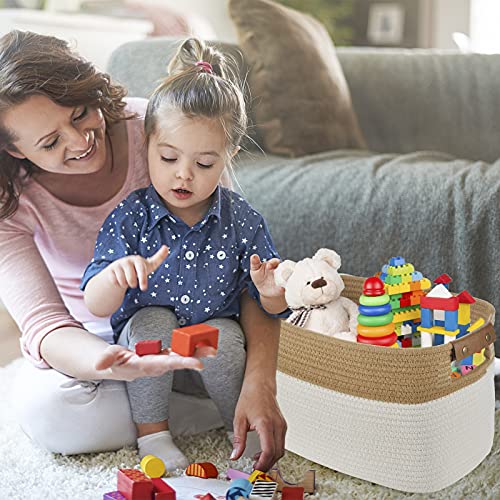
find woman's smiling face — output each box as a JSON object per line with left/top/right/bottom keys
{"left": 2, "top": 94, "right": 108, "bottom": 175}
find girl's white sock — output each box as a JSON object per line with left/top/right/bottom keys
{"left": 227, "top": 430, "right": 262, "bottom": 459}
{"left": 137, "top": 430, "right": 189, "bottom": 472}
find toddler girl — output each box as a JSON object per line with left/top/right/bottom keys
{"left": 82, "top": 38, "right": 287, "bottom": 471}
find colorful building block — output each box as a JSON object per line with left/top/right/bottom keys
{"left": 269, "top": 468, "right": 315, "bottom": 494}
{"left": 249, "top": 480, "right": 278, "bottom": 499}
{"left": 103, "top": 492, "right": 127, "bottom": 500}
{"left": 135, "top": 339, "right": 162, "bottom": 356}
{"left": 185, "top": 462, "right": 218, "bottom": 479}
{"left": 171, "top": 324, "right": 218, "bottom": 357}
{"left": 140, "top": 454, "right": 165, "bottom": 478}
{"left": 281, "top": 486, "right": 304, "bottom": 500}
{"left": 200, "top": 494, "right": 216, "bottom": 500}
{"left": 117, "top": 469, "right": 153, "bottom": 500}
{"left": 226, "top": 468, "right": 251, "bottom": 480}
{"left": 248, "top": 470, "right": 274, "bottom": 483}
{"left": 151, "top": 478, "right": 176, "bottom": 500}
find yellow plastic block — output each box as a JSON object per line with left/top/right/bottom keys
{"left": 385, "top": 282, "right": 411, "bottom": 295}
{"left": 473, "top": 349, "right": 486, "bottom": 366}
{"left": 458, "top": 303, "right": 471, "bottom": 325}
{"left": 387, "top": 263, "right": 415, "bottom": 276}
{"left": 393, "top": 308, "right": 421, "bottom": 323}
{"left": 418, "top": 325, "right": 459, "bottom": 336}
{"left": 248, "top": 470, "right": 274, "bottom": 483}
{"left": 467, "top": 318, "right": 485, "bottom": 332}
{"left": 140, "top": 455, "right": 166, "bottom": 478}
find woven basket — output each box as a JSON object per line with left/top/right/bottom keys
{"left": 276, "top": 274, "right": 496, "bottom": 493}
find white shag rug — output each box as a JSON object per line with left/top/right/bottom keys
{"left": 1, "top": 358, "right": 499, "bottom": 500}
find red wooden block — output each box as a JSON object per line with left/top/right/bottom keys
{"left": 420, "top": 295, "right": 459, "bottom": 311}
{"left": 185, "top": 462, "right": 218, "bottom": 479}
{"left": 135, "top": 340, "right": 162, "bottom": 356}
{"left": 151, "top": 478, "right": 176, "bottom": 500}
{"left": 282, "top": 486, "right": 305, "bottom": 499}
{"left": 117, "top": 469, "right": 153, "bottom": 500}
{"left": 171, "top": 324, "right": 218, "bottom": 357}
{"left": 199, "top": 494, "right": 216, "bottom": 500}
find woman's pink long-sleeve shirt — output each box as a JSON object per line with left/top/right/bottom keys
{"left": 0, "top": 99, "right": 149, "bottom": 368}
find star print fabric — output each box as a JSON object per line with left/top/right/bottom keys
{"left": 81, "top": 185, "right": 282, "bottom": 341}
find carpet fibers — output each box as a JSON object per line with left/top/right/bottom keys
{"left": 1, "top": 359, "right": 498, "bottom": 499}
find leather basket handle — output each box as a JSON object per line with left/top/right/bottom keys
{"left": 451, "top": 323, "right": 496, "bottom": 362}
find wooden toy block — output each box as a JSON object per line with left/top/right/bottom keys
{"left": 185, "top": 462, "right": 218, "bottom": 479}
{"left": 420, "top": 295, "right": 459, "bottom": 311}
{"left": 226, "top": 485, "right": 250, "bottom": 500}
{"left": 117, "top": 469, "right": 153, "bottom": 500}
{"left": 249, "top": 480, "right": 278, "bottom": 499}
{"left": 140, "top": 454, "right": 166, "bottom": 478}
{"left": 227, "top": 479, "right": 253, "bottom": 498}
{"left": 226, "top": 468, "right": 251, "bottom": 480}
{"left": 269, "top": 468, "right": 315, "bottom": 494}
{"left": 151, "top": 478, "right": 176, "bottom": 500}
{"left": 199, "top": 494, "right": 216, "bottom": 500}
{"left": 248, "top": 470, "right": 274, "bottom": 483}
{"left": 135, "top": 340, "right": 162, "bottom": 356}
{"left": 171, "top": 324, "right": 218, "bottom": 357}
{"left": 282, "top": 486, "right": 304, "bottom": 500}
{"left": 103, "top": 492, "right": 127, "bottom": 500}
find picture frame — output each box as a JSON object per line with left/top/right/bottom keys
{"left": 367, "top": 3, "right": 405, "bottom": 45}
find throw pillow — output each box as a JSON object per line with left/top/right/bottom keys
{"left": 228, "top": 0, "right": 366, "bottom": 157}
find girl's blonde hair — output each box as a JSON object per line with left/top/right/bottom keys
{"left": 144, "top": 38, "right": 247, "bottom": 159}
{"left": 0, "top": 30, "right": 129, "bottom": 219}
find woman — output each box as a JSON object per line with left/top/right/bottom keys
{"left": 0, "top": 30, "right": 286, "bottom": 470}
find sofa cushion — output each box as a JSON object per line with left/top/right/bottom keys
{"left": 228, "top": 0, "right": 366, "bottom": 157}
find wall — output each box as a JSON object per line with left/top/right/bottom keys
{"left": 145, "top": 0, "right": 471, "bottom": 49}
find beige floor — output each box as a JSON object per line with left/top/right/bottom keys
{"left": 0, "top": 309, "right": 21, "bottom": 366}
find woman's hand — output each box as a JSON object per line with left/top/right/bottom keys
{"left": 94, "top": 343, "right": 216, "bottom": 382}
{"left": 230, "top": 381, "right": 287, "bottom": 472}
{"left": 108, "top": 245, "right": 169, "bottom": 291}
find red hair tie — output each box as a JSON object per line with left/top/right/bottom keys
{"left": 195, "top": 61, "right": 213, "bottom": 74}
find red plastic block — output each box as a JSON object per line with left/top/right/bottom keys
{"left": 151, "top": 478, "right": 176, "bottom": 500}
{"left": 171, "top": 324, "right": 218, "bottom": 357}
{"left": 117, "top": 469, "right": 153, "bottom": 500}
{"left": 135, "top": 340, "right": 162, "bottom": 356}
{"left": 420, "top": 295, "right": 459, "bottom": 311}
{"left": 199, "top": 494, "right": 216, "bottom": 500}
{"left": 282, "top": 486, "right": 305, "bottom": 499}
{"left": 185, "top": 462, "right": 218, "bottom": 479}
{"left": 399, "top": 298, "right": 411, "bottom": 308}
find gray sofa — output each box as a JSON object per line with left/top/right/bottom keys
{"left": 108, "top": 39, "right": 500, "bottom": 353}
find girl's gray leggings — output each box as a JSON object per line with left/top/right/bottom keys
{"left": 117, "top": 307, "right": 247, "bottom": 430}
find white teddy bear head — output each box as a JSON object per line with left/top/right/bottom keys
{"left": 274, "top": 248, "right": 345, "bottom": 309}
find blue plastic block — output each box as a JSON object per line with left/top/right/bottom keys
{"left": 390, "top": 256, "right": 405, "bottom": 266}
{"left": 380, "top": 272, "right": 388, "bottom": 282}
{"left": 434, "top": 334, "right": 444, "bottom": 346}
{"left": 435, "top": 320, "right": 445, "bottom": 327}
{"left": 381, "top": 264, "right": 389, "bottom": 274}
{"left": 411, "top": 271, "right": 423, "bottom": 281}
{"left": 445, "top": 310, "right": 458, "bottom": 331}
{"left": 420, "top": 308, "right": 432, "bottom": 328}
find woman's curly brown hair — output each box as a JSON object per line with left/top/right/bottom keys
{"left": 0, "top": 30, "right": 130, "bottom": 219}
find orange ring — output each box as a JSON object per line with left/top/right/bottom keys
{"left": 357, "top": 322, "right": 395, "bottom": 338}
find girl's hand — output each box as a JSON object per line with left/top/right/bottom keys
{"left": 108, "top": 245, "right": 169, "bottom": 291}
{"left": 250, "top": 255, "right": 284, "bottom": 298}
{"left": 94, "top": 344, "right": 216, "bottom": 382}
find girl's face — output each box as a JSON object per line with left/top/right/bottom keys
{"left": 3, "top": 94, "right": 107, "bottom": 175}
{"left": 148, "top": 109, "right": 236, "bottom": 224}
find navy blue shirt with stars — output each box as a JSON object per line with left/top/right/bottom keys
{"left": 81, "top": 185, "right": 284, "bottom": 341}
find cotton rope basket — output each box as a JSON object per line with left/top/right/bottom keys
{"left": 276, "top": 274, "right": 496, "bottom": 493}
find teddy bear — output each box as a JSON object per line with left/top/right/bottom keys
{"left": 274, "top": 248, "right": 358, "bottom": 341}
